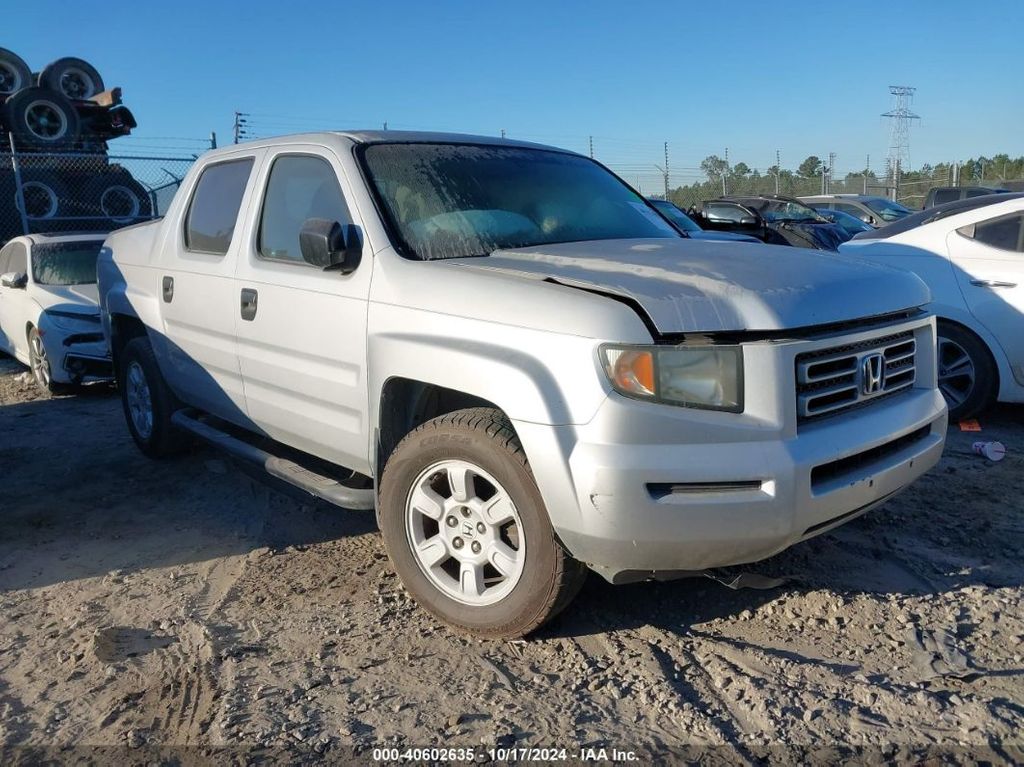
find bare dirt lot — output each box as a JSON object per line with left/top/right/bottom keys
{"left": 1, "top": 353, "right": 1023, "bottom": 763}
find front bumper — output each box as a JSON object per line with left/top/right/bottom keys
{"left": 39, "top": 327, "right": 112, "bottom": 384}
{"left": 517, "top": 316, "right": 948, "bottom": 583}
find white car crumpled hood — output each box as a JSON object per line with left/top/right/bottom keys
{"left": 33, "top": 283, "right": 101, "bottom": 315}
{"left": 455, "top": 238, "right": 930, "bottom": 334}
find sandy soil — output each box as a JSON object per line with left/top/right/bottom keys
{"left": 1, "top": 352, "right": 1022, "bottom": 763}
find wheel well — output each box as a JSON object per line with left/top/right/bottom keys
{"left": 109, "top": 314, "right": 147, "bottom": 376}
{"left": 936, "top": 317, "right": 1000, "bottom": 389}
{"left": 377, "top": 378, "right": 506, "bottom": 473}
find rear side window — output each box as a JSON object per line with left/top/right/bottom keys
{"left": 959, "top": 214, "right": 1024, "bottom": 252}
{"left": 933, "top": 189, "right": 959, "bottom": 205}
{"left": 258, "top": 155, "right": 350, "bottom": 262}
{"left": 185, "top": 158, "right": 254, "bottom": 254}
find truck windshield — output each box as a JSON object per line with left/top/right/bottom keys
{"left": 361, "top": 143, "right": 680, "bottom": 260}
{"left": 31, "top": 241, "right": 103, "bottom": 286}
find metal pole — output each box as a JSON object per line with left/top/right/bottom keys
{"left": 8, "top": 133, "right": 30, "bottom": 236}
{"left": 663, "top": 142, "right": 669, "bottom": 199}
{"left": 210, "top": 131, "right": 217, "bottom": 149}
{"left": 589, "top": 135, "right": 593, "bottom": 159}
{"left": 775, "top": 149, "right": 781, "bottom": 194}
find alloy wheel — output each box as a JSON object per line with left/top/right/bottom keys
{"left": 937, "top": 336, "right": 975, "bottom": 409}
{"left": 30, "top": 333, "right": 50, "bottom": 389}
{"left": 125, "top": 361, "right": 154, "bottom": 440}
{"left": 405, "top": 459, "right": 526, "bottom": 606}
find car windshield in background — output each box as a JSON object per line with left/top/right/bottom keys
{"left": 31, "top": 241, "right": 103, "bottom": 285}
{"left": 863, "top": 198, "right": 912, "bottom": 221}
{"left": 759, "top": 200, "right": 823, "bottom": 223}
{"left": 360, "top": 143, "right": 680, "bottom": 260}
{"left": 853, "top": 193, "right": 1024, "bottom": 240}
{"left": 649, "top": 200, "right": 701, "bottom": 232}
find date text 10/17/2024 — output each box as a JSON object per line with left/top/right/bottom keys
{"left": 371, "top": 747, "right": 640, "bottom": 762}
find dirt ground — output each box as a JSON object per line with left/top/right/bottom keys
{"left": 1, "top": 351, "right": 1023, "bottom": 763}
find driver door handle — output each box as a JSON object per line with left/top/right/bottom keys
{"left": 970, "top": 279, "right": 1017, "bottom": 289}
{"left": 240, "top": 288, "right": 258, "bottom": 321}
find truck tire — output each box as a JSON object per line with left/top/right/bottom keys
{"left": 119, "top": 336, "right": 190, "bottom": 459}
{"left": 937, "top": 321, "right": 997, "bottom": 422}
{"left": 85, "top": 171, "right": 152, "bottom": 227}
{"left": 16, "top": 170, "right": 68, "bottom": 221}
{"left": 39, "top": 57, "right": 104, "bottom": 101}
{"left": 2, "top": 86, "right": 81, "bottom": 149}
{"left": 379, "top": 407, "right": 587, "bottom": 638}
{"left": 0, "top": 48, "right": 32, "bottom": 97}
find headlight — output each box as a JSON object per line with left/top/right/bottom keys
{"left": 600, "top": 344, "right": 743, "bottom": 412}
{"left": 44, "top": 311, "right": 101, "bottom": 333}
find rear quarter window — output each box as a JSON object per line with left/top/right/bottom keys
{"left": 184, "top": 158, "right": 255, "bottom": 255}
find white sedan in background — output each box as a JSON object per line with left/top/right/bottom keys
{"left": 0, "top": 232, "right": 112, "bottom": 394}
{"left": 840, "top": 194, "right": 1024, "bottom": 419}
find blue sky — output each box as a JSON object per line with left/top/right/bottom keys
{"left": 10, "top": 0, "right": 1024, "bottom": 181}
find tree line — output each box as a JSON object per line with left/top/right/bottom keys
{"left": 665, "top": 153, "right": 1024, "bottom": 210}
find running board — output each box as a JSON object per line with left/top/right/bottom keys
{"left": 171, "top": 410, "right": 375, "bottom": 511}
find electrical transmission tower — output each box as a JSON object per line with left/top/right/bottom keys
{"left": 881, "top": 86, "right": 920, "bottom": 201}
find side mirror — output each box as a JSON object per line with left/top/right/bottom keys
{"left": 860, "top": 214, "right": 875, "bottom": 225}
{"left": 298, "top": 218, "right": 362, "bottom": 274}
{"left": 739, "top": 215, "right": 759, "bottom": 226}
{"left": 0, "top": 271, "right": 27, "bottom": 289}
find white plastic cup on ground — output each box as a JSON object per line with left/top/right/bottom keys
{"left": 972, "top": 441, "right": 1006, "bottom": 462}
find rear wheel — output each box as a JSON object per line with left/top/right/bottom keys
{"left": 379, "top": 408, "right": 587, "bottom": 638}
{"left": 38, "top": 57, "right": 105, "bottom": 100}
{"left": 936, "top": 321, "right": 997, "bottom": 421}
{"left": 119, "top": 336, "right": 189, "bottom": 458}
{"left": 2, "top": 86, "right": 81, "bottom": 149}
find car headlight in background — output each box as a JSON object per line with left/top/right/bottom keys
{"left": 600, "top": 344, "right": 743, "bottom": 412}
{"left": 43, "top": 310, "right": 102, "bottom": 333}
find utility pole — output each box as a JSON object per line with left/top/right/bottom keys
{"left": 663, "top": 142, "right": 669, "bottom": 200}
{"left": 210, "top": 131, "right": 217, "bottom": 149}
{"left": 589, "top": 135, "right": 594, "bottom": 159}
{"left": 723, "top": 147, "right": 729, "bottom": 195}
{"left": 383, "top": 121, "right": 388, "bottom": 130}
{"left": 774, "top": 149, "right": 781, "bottom": 194}
{"left": 232, "top": 112, "right": 250, "bottom": 144}
{"left": 501, "top": 129, "right": 506, "bottom": 139}
{"left": 864, "top": 154, "right": 869, "bottom": 194}
{"left": 827, "top": 151, "right": 836, "bottom": 194}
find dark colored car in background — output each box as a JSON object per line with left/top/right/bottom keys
{"left": 647, "top": 198, "right": 761, "bottom": 243}
{"left": 799, "top": 194, "right": 912, "bottom": 226}
{"left": 689, "top": 195, "right": 851, "bottom": 250}
{"left": 923, "top": 186, "right": 1012, "bottom": 208}
{"left": 812, "top": 206, "right": 874, "bottom": 238}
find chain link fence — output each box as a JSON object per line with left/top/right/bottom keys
{"left": 1, "top": 137, "right": 197, "bottom": 245}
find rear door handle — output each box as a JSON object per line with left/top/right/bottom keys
{"left": 162, "top": 276, "right": 174, "bottom": 303}
{"left": 969, "top": 279, "right": 1017, "bottom": 289}
{"left": 240, "top": 288, "right": 258, "bottom": 321}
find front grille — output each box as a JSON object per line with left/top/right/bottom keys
{"left": 796, "top": 331, "right": 916, "bottom": 422}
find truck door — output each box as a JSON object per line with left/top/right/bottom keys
{"left": 233, "top": 147, "right": 372, "bottom": 474}
{"left": 947, "top": 211, "right": 1024, "bottom": 379}
{"left": 155, "top": 153, "right": 260, "bottom": 427}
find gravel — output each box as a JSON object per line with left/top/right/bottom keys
{"left": 1, "top": 354, "right": 1022, "bottom": 760}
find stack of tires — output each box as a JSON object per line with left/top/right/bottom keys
{"left": 1, "top": 47, "right": 151, "bottom": 243}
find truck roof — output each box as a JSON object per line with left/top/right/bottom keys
{"left": 213, "top": 130, "right": 575, "bottom": 155}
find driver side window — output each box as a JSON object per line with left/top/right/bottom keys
{"left": 258, "top": 155, "right": 351, "bottom": 263}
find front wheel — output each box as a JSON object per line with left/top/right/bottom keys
{"left": 27, "top": 326, "right": 65, "bottom": 395}
{"left": 119, "top": 336, "right": 189, "bottom": 458}
{"left": 378, "top": 408, "right": 587, "bottom": 638}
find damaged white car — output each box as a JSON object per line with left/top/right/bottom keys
{"left": 0, "top": 232, "right": 112, "bottom": 394}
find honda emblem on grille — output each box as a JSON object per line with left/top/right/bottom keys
{"left": 861, "top": 353, "right": 885, "bottom": 395}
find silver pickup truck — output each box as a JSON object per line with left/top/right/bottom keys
{"left": 98, "top": 131, "right": 947, "bottom": 637}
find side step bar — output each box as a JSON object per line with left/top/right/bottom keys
{"left": 171, "top": 410, "right": 375, "bottom": 511}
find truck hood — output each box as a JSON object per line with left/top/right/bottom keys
{"left": 450, "top": 238, "right": 929, "bottom": 334}
{"left": 33, "top": 283, "right": 100, "bottom": 316}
